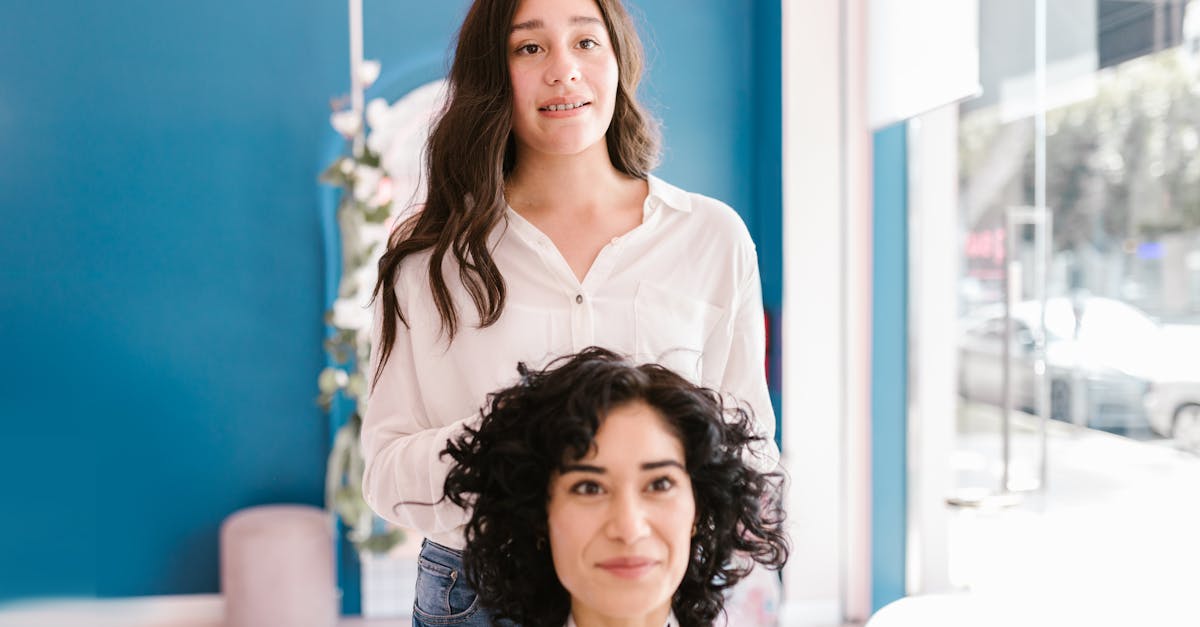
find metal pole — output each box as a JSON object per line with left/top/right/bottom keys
{"left": 1034, "top": 0, "right": 1049, "bottom": 492}
{"left": 1037, "top": 214, "right": 1052, "bottom": 490}
{"left": 1004, "top": 207, "right": 1047, "bottom": 496}
{"left": 1002, "top": 211, "right": 1013, "bottom": 494}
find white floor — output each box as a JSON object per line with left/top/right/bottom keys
{"left": 945, "top": 405, "right": 1200, "bottom": 625}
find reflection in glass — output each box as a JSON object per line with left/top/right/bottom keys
{"left": 941, "top": 0, "right": 1200, "bottom": 616}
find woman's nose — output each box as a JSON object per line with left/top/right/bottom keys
{"left": 544, "top": 49, "right": 581, "bottom": 85}
{"left": 605, "top": 492, "right": 651, "bottom": 543}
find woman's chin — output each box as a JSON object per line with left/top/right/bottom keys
{"left": 519, "top": 135, "right": 610, "bottom": 160}
{"left": 572, "top": 592, "right": 672, "bottom": 624}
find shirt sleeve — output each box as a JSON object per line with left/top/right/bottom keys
{"left": 704, "top": 257, "right": 782, "bottom": 473}
{"left": 359, "top": 282, "right": 475, "bottom": 535}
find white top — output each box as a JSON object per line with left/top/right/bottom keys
{"left": 361, "top": 175, "right": 779, "bottom": 549}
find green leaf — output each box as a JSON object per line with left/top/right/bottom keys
{"left": 319, "top": 157, "right": 352, "bottom": 186}
{"left": 362, "top": 203, "right": 393, "bottom": 224}
{"left": 346, "top": 372, "right": 367, "bottom": 399}
{"left": 332, "top": 489, "right": 367, "bottom": 524}
{"left": 358, "top": 528, "right": 404, "bottom": 555}
{"left": 318, "top": 367, "right": 349, "bottom": 394}
{"left": 358, "top": 150, "right": 382, "bottom": 168}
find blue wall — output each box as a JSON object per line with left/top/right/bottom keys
{"left": 0, "top": 0, "right": 782, "bottom": 604}
{"left": 0, "top": 0, "right": 347, "bottom": 600}
{"left": 871, "top": 123, "right": 909, "bottom": 611}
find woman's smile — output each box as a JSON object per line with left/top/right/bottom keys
{"left": 595, "top": 555, "right": 661, "bottom": 579}
{"left": 539, "top": 96, "right": 594, "bottom": 118}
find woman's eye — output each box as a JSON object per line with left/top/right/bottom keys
{"left": 648, "top": 476, "right": 676, "bottom": 493}
{"left": 516, "top": 43, "right": 541, "bottom": 55}
{"left": 570, "top": 480, "right": 604, "bottom": 496}
{"left": 579, "top": 38, "right": 599, "bottom": 50}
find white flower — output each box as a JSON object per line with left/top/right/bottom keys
{"left": 318, "top": 366, "right": 350, "bottom": 394}
{"left": 369, "top": 176, "right": 394, "bottom": 208}
{"left": 350, "top": 263, "right": 378, "bottom": 303}
{"left": 365, "top": 97, "right": 391, "bottom": 130}
{"left": 332, "top": 296, "right": 372, "bottom": 331}
{"left": 330, "top": 109, "right": 362, "bottom": 139}
{"left": 366, "top": 99, "right": 405, "bottom": 157}
{"left": 353, "top": 165, "right": 382, "bottom": 202}
{"left": 357, "top": 59, "right": 381, "bottom": 90}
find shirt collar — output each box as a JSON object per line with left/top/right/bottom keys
{"left": 646, "top": 174, "right": 692, "bottom": 214}
{"left": 502, "top": 174, "right": 691, "bottom": 247}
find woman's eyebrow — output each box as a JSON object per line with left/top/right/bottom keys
{"left": 561, "top": 460, "right": 685, "bottom": 474}
{"left": 641, "top": 460, "right": 685, "bottom": 472}
{"left": 510, "top": 16, "right": 603, "bottom": 34}
{"left": 510, "top": 18, "right": 542, "bottom": 33}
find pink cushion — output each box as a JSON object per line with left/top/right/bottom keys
{"left": 220, "top": 504, "right": 338, "bottom": 627}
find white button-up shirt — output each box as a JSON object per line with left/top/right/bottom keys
{"left": 361, "top": 175, "right": 779, "bottom": 550}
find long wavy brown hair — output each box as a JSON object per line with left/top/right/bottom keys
{"left": 371, "top": 0, "right": 660, "bottom": 380}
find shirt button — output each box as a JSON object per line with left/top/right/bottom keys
{"left": 575, "top": 294, "right": 583, "bottom": 304}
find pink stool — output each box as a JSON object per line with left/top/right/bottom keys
{"left": 220, "top": 504, "right": 338, "bottom": 627}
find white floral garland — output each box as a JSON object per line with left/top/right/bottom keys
{"left": 319, "top": 59, "right": 446, "bottom": 554}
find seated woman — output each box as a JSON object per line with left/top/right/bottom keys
{"left": 442, "top": 347, "right": 789, "bottom": 627}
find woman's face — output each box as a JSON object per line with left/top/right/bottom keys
{"left": 506, "top": 0, "right": 619, "bottom": 159}
{"left": 546, "top": 400, "right": 696, "bottom": 624}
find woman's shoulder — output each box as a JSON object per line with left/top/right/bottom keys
{"left": 649, "top": 175, "right": 757, "bottom": 249}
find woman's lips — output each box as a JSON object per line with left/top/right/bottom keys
{"left": 538, "top": 102, "right": 591, "bottom": 118}
{"left": 596, "top": 557, "right": 659, "bottom": 579}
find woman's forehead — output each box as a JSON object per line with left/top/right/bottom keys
{"left": 581, "top": 402, "right": 685, "bottom": 464}
{"left": 510, "top": 0, "right": 604, "bottom": 31}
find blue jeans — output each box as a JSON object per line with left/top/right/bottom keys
{"left": 411, "top": 539, "right": 505, "bottom": 626}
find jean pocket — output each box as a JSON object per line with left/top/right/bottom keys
{"left": 412, "top": 555, "right": 481, "bottom": 625}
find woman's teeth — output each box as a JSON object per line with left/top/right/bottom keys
{"left": 543, "top": 102, "right": 587, "bottom": 111}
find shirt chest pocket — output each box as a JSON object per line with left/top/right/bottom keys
{"left": 633, "top": 281, "right": 726, "bottom": 384}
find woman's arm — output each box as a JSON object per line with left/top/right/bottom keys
{"left": 359, "top": 288, "right": 474, "bottom": 535}
{"left": 704, "top": 258, "right": 781, "bottom": 472}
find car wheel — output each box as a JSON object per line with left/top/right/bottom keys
{"left": 1172, "top": 404, "right": 1200, "bottom": 452}
{"left": 1051, "top": 380, "right": 1071, "bottom": 423}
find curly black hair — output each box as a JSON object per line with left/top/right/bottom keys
{"left": 442, "top": 347, "right": 789, "bottom": 627}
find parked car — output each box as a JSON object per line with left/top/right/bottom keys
{"left": 958, "top": 297, "right": 1200, "bottom": 449}
{"left": 1142, "top": 324, "right": 1200, "bottom": 450}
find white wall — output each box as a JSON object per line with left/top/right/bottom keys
{"left": 781, "top": 0, "right": 873, "bottom": 622}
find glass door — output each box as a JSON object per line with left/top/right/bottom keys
{"left": 918, "top": 0, "right": 1200, "bottom": 617}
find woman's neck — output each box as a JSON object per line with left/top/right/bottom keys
{"left": 505, "top": 142, "right": 636, "bottom": 217}
{"left": 568, "top": 604, "right": 672, "bottom": 627}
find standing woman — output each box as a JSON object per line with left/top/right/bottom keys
{"left": 361, "top": 0, "right": 779, "bottom": 625}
